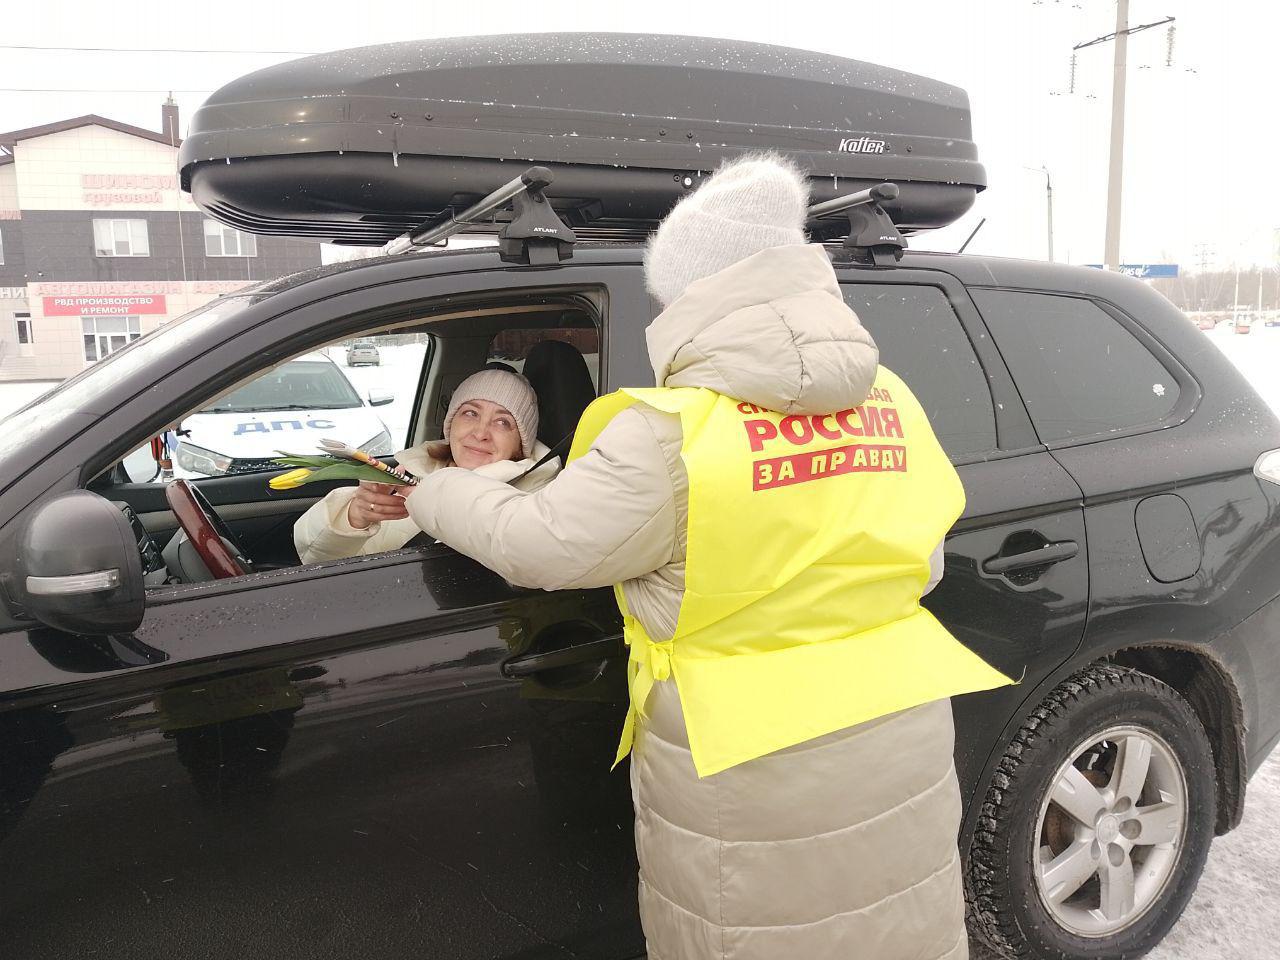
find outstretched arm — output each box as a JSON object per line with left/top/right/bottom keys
{"left": 405, "top": 407, "right": 678, "bottom": 590}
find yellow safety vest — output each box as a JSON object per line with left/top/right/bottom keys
{"left": 569, "top": 366, "right": 1015, "bottom": 778}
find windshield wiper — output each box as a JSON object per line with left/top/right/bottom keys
{"left": 204, "top": 403, "right": 357, "bottom": 413}
{"left": 270, "top": 403, "right": 358, "bottom": 410}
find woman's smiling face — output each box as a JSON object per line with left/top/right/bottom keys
{"left": 449, "top": 398, "right": 522, "bottom": 468}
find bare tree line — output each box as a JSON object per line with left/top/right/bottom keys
{"left": 1150, "top": 267, "right": 1280, "bottom": 314}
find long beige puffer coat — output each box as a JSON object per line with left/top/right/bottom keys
{"left": 407, "top": 242, "right": 966, "bottom": 960}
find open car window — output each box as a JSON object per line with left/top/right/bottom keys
{"left": 118, "top": 333, "right": 430, "bottom": 483}
{"left": 95, "top": 297, "right": 602, "bottom": 591}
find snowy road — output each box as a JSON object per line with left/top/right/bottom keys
{"left": 2, "top": 324, "right": 1279, "bottom": 957}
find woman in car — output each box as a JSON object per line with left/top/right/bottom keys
{"left": 293, "top": 368, "right": 558, "bottom": 564}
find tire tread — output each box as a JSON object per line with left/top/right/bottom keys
{"left": 965, "top": 662, "right": 1213, "bottom": 960}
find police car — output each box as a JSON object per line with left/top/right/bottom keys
{"left": 2, "top": 34, "right": 1279, "bottom": 960}
{"left": 172, "top": 351, "right": 395, "bottom": 478}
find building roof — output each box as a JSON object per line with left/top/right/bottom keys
{"left": 0, "top": 115, "right": 180, "bottom": 151}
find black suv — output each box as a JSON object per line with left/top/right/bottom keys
{"left": 3, "top": 32, "right": 1280, "bottom": 960}
{"left": 3, "top": 242, "right": 1279, "bottom": 960}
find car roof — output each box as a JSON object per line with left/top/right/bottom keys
{"left": 242, "top": 240, "right": 1150, "bottom": 309}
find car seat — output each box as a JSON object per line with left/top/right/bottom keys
{"left": 521, "top": 339, "right": 596, "bottom": 453}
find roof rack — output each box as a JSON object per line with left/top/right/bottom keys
{"left": 807, "top": 182, "right": 905, "bottom": 266}
{"left": 385, "top": 166, "right": 576, "bottom": 265}
{"left": 385, "top": 166, "right": 906, "bottom": 267}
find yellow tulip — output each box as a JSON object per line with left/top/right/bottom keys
{"left": 269, "top": 468, "right": 313, "bottom": 490}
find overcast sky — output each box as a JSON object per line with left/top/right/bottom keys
{"left": 2, "top": 0, "right": 1275, "bottom": 270}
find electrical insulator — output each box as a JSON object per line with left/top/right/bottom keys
{"left": 1166, "top": 24, "right": 1176, "bottom": 67}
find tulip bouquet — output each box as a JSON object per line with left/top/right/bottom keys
{"left": 268, "top": 439, "right": 419, "bottom": 491}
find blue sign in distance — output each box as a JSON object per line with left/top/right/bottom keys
{"left": 1084, "top": 264, "right": 1180, "bottom": 279}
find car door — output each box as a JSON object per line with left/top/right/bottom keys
{"left": 0, "top": 263, "right": 653, "bottom": 960}
{"left": 837, "top": 272, "right": 1090, "bottom": 812}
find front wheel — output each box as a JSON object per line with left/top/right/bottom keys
{"left": 966, "top": 663, "right": 1216, "bottom": 959}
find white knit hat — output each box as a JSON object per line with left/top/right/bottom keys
{"left": 443, "top": 369, "right": 539, "bottom": 458}
{"left": 644, "top": 152, "right": 811, "bottom": 308}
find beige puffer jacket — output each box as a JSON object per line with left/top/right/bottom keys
{"left": 408, "top": 243, "right": 966, "bottom": 960}
{"left": 292, "top": 439, "right": 559, "bottom": 564}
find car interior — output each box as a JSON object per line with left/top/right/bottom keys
{"left": 88, "top": 298, "right": 603, "bottom": 589}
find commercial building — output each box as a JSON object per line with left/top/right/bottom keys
{"left": 0, "top": 101, "right": 321, "bottom": 382}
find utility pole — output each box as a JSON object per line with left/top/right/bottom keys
{"left": 1075, "top": 7, "right": 1176, "bottom": 271}
{"left": 1194, "top": 242, "right": 1213, "bottom": 312}
{"left": 1104, "top": 0, "right": 1129, "bottom": 271}
{"left": 1045, "top": 167, "right": 1055, "bottom": 263}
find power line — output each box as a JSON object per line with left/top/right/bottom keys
{"left": 0, "top": 44, "right": 316, "bottom": 54}
{"left": 1073, "top": 15, "right": 1176, "bottom": 51}
{"left": 0, "top": 88, "right": 215, "bottom": 94}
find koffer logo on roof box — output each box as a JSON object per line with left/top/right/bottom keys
{"left": 837, "top": 137, "right": 888, "bottom": 154}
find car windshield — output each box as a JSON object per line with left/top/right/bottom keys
{"left": 202, "top": 360, "right": 363, "bottom": 413}
{"left": 1, "top": 295, "right": 258, "bottom": 445}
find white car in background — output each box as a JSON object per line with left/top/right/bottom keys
{"left": 345, "top": 339, "right": 381, "bottom": 366}
{"left": 173, "top": 351, "right": 395, "bottom": 478}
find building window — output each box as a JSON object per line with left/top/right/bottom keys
{"left": 82, "top": 315, "right": 141, "bottom": 362}
{"left": 93, "top": 219, "right": 150, "bottom": 257}
{"left": 15, "top": 312, "right": 31, "bottom": 344}
{"left": 203, "top": 219, "right": 258, "bottom": 257}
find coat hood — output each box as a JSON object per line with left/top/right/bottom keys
{"left": 645, "top": 244, "right": 879, "bottom": 414}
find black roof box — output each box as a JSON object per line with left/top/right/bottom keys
{"left": 180, "top": 33, "right": 985, "bottom": 245}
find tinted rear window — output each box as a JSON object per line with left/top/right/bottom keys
{"left": 840, "top": 283, "right": 997, "bottom": 460}
{"left": 971, "top": 290, "right": 1179, "bottom": 443}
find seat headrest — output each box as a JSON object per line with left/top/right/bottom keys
{"left": 522, "top": 339, "right": 596, "bottom": 448}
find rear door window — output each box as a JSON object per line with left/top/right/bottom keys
{"left": 488, "top": 326, "right": 601, "bottom": 390}
{"left": 841, "top": 283, "right": 997, "bottom": 460}
{"left": 971, "top": 290, "right": 1179, "bottom": 443}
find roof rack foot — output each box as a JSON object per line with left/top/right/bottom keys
{"left": 498, "top": 174, "right": 576, "bottom": 265}
{"left": 807, "top": 181, "right": 906, "bottom": 266}
{"left": 842, "top": 199, "right": 905, "bottom": 266}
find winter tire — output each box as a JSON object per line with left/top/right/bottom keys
{"left": 966, "top": 663, "right": 1216, "bottom": 960}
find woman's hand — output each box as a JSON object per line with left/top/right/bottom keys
{"left": 346, "top": 481, "right": 410, "bottom": 530}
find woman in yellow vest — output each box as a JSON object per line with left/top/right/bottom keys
{"left": 406, "top": 154, "right": 1012, "bottom": 960}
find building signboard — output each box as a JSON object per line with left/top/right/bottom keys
{"left": 43, "top": 295, "right": 167, "bottom": 316}
{"left": 81, "top": 173, "right": 178, "bottom": 207}
{"left": 29, "top": 280, "right": 248, "bottom": 297}
{"left": 1085, "top": 263, "right": 1180, "bottom": 279}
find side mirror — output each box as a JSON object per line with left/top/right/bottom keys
{"left": 368, "top": 390, "right": 395, "bottom": 407}
{"left": 10, "top": 491, "right": 145, "bottom": 634}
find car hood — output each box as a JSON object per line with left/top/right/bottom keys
{"left": 180, "top": 406, "right": 389, "bottom": 459}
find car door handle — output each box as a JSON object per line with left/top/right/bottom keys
{"left": 983, "top": 540, "right": 1079, "bottom": 575}
{"left": 500, "top": 636, "right": 623, "bottom": 679}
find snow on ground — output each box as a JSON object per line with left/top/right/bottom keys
{"left": 2, "top": 327, "right": 1280, "bottom": 958}
{"left": 1202, "top": 321, "right": 1280, "bottom": 417}
{"left": 1147, "top": 750, "right": 1280, "bottom": 960}
{"left": 326, "top": 342, "right": 430, "bottom": 446}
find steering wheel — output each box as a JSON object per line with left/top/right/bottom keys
{"left": 165, "top": 480, "right": 255, "bottom": 579}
